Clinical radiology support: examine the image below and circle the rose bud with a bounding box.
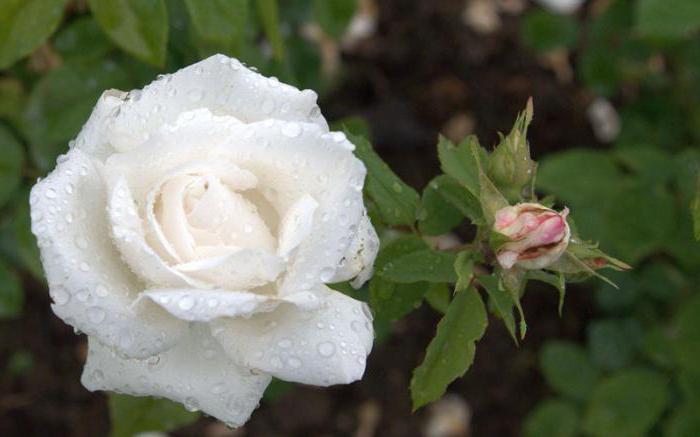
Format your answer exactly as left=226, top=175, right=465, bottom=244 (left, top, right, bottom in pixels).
left=492, top=203, right=570, bottom=270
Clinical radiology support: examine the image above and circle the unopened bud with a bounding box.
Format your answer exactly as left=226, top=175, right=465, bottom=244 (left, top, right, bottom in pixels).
left=493, top=202, right=570, bottom=270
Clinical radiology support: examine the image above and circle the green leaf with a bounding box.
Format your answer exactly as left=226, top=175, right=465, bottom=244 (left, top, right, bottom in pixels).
left=637, top=0, right=700, bottom=40
left=0, top=77, right=26, bottom=128
left=262, top=378, right=292, bottom=402
left=587, top=318, right=643, bottom=371
left=0, top=125, right=24, bottom=210
left=53, top=16, right=113, bottom=63
left=0, top=259, right=22, bottom=319
left=437, top=135, right=483, bottom=199
left=665, top=402, right=700, bottom=437
left=257, top=0, right=285, bottom=61
left=500, top=267, right=528, bottom=339
left=540, top=341, right=600, bottom=401
left=369, top=277, right=427, bottom=321
left=692, top=174, right=700, bottom=241
left=184, top=0, right=249, bottom=57
left=109, top=394, right=199, bottom=437
left=410, top=285, right=487, bottom=410
left=582, top=369, right=669, bottom=437
left=379, top=249, right=457, bottom=283
left=418, top=177, right=464, bottom=236
left=21, top=60, right=131, bottom=172
left=88, top=0, right=168, bottom=66
left=479, top=274, right=517, bottom=342
left=425, top=282, right=451, bottom=314
left=670, top=294, right=700, bottom=374
left=523, top=399, right=579, bottom=437
left=369, top=234, right=430, bottom=320
left=0, top=0, right=68, bottom=69
left=0, top=190, right=43, bottom=280
left=422, top=175, right=483, bottom=226
left=347, top=131, right=420, bottom=226
left=521, top=10, right=579, bottom=52
left=313, top=0, right=357, bottom=40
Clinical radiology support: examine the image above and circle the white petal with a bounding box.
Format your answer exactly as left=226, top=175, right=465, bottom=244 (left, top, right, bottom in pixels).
left=103, top=111, right=371, bottom=297
left=81, top=324, right=271, bottom=427
left=139, top=289, right=322, bottom=322
left=105, top=54, right=327, bottom=152
left=277, top=194, right=318, bottom=259
left=30, top=149, right=186, bottom=358
left=330, top=210, right=379, bottom=288
left=212, top=287, right=374, bottom=386
left=174, top=249, right=285, bottom=290
left=70, top=90, right=126, bottom=161
left=106, top=177, right=209, bottom=289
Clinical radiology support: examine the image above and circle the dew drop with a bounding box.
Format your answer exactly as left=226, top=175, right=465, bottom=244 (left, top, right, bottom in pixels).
left=178, top=295, right=195, bottom=311
left=95, top=284, right=108, bottom=297
left=317, top=341, right=336, bottom=357
left=87, top=306, right=106, bottom=323
left=287, top=357, right=302, bottom=368
left=351, top=320, right=363, bottom=333
left=184, top=396, right=200, bottom=412
left=319, top=267, right=335, bottom=282
left=51, top=287, right=70, bottom=305
left=91, top=369, right=104, bottom=382
left=75, top=236, right=88, bottom=249
left=45, top=188, right=57, bottom=199
left=210, top=382, right=225, bottom=394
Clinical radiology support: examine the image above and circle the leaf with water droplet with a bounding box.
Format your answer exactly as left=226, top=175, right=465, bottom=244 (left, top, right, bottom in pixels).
left=347, top=131, right=419, bottom=227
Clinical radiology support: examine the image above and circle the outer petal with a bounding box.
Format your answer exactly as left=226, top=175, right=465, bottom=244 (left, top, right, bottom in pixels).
left=81, top=324, right=271, bottom=427
left=30, top=149, right=186, bottom=358
left=330, top=210, right=379, bottom=288
left=70, top=90, right=126, bottom=161
left=211, top=287, right=374, bottom=386
left=105, top=54, right=327, bottom=152
left=139, top=289, right=322, bottom=322
left=276, top=194, right=319, bottom=259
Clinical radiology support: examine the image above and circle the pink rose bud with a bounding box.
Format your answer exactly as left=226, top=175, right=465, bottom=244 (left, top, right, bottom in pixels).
left=493, top=203, right=570, bottom=270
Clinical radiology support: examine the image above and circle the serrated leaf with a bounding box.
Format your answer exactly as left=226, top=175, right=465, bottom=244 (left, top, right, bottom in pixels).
left=582, top=369, right=669, bottom=437
left=479, top=274, right=517, bottom=343
left=540, top=341, right=600, bottom=401
left=184, top=0, right=249, bottom=57
left=369, top=277, right=427, bottom=321
left=0, top=0, right=68, bottom=69
left=523, top=399, right=579, bottom=437
left=379, top=249, right=457, bottom=283
left=500, top=268, right=527, bottom=339
left=425, top=282, right=451, bottom=314
left=418, top=178, right=464, bottom=236
left=437, top=135, right=483, bottom=198
left=587, top=318, right=644, bottom=371
left=53, top=16, right=113, bottom=63
left=88, top=0, right=168, bottom=66
left=109, top=394, right=199, bottom=437
left=0, top=259, right=23, bottom=319
left=0, top=190, right=43, bottom=280
left=419, top=175, right=483, bottom=234
left=410, top=285, right=487, bottom=410
left=348, top=131, right=420, bottom=226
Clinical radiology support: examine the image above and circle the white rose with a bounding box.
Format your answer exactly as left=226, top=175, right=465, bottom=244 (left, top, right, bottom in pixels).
left=30, top=54, right=379, bottom=426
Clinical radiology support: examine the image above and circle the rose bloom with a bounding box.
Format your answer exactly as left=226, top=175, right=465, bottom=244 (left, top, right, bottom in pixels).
left=493, top=203, right=570, bottom=270
left=30, top=55, right=378, bottom=426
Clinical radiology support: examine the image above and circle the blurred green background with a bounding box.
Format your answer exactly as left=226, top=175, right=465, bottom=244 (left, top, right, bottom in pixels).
left=1, top=0, right=700, bottom=436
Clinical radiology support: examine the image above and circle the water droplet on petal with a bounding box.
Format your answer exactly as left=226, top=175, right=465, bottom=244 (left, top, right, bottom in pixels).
left=75, top=236, right=88, bottom=249
left=184, top=396, right=199, bottom=412
left=287, top=357, right=302, bottom=368
left=87, top=306, right=106, bottom=323
left=178, top=295, right=195, bottom=311
left=51, top=287, right=70, bottom=305
left=45, top=188, right=57, bottom=199
left=317, top=341, right=336, bottom=357
left=320, top=267, right=335, bottom=282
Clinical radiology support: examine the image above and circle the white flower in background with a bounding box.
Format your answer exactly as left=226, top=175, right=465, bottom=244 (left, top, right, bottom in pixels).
left=30, top=54, right=379, bottom=427
left=533, top=0, right=585, bottom=15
